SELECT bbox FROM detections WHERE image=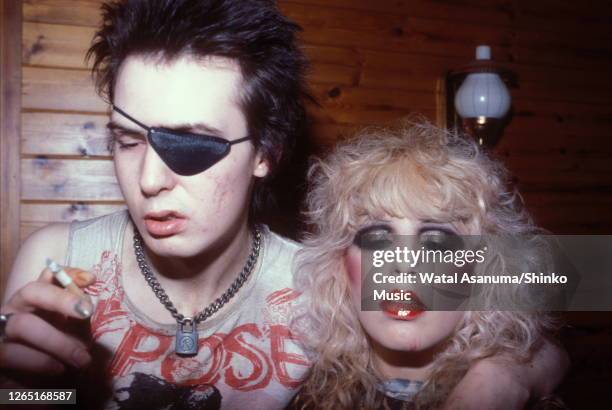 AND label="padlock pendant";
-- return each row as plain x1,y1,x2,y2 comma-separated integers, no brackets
176,318,198,356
